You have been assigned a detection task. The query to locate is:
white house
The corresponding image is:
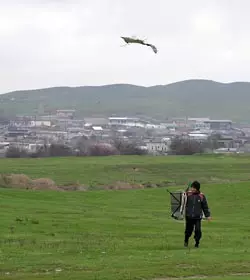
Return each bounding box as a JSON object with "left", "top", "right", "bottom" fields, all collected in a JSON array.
[
  {"left": 29, "top": 120, "right": 51, "bottom": 127},
  {"left": 108, "top": 117, "right": 146, "bottom": 128},
  {"left": 92, "top": 126, "right": 103, "bottom": 131},
  {"left": 188, "top": 133, "right": 208, "bottom": 141},
  {"left": 56, "top": 109, "right": 76, "bottom": 118},
  {"left": 214, "top": 148, "right": 241, "bottom": 154},
  {"left": 203, "top": 120, "right": 232, "bottom": 130},
  {"left": 145, "top": 124, "right": 166, "bottom": 129},
  {"left": 0, "top": 142, "right": 10, "bottom": 152},
  {"left": 146, "top": 141, "right": 170, "bottom": 154}
]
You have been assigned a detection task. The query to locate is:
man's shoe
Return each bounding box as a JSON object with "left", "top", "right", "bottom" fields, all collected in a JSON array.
[{"left": 195, "top": 243, "right": 199, "bottom": 248}]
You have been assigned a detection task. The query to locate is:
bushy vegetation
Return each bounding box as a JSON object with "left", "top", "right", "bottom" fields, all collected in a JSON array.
[
  {"left": 5, "top": 134, "right": 225, "bottom": 158},
  {"left": 5, "top": 140, "right": 148, "bottom": 158},
  {"left": 169, "top": 135, "right": 224, "bottom": 155}
]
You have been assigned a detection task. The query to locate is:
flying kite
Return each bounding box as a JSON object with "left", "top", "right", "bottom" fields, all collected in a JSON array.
[{"left": 121, "top": 36, "right": 158, "bottom": 54}]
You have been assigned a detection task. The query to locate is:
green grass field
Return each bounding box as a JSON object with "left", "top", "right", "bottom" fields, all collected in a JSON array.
[
  {"left": 1, "top": 154, "right": 250, "bottom": 187},
  {"left": 1, "top": 155, "right": 250, "bottom": 279}
]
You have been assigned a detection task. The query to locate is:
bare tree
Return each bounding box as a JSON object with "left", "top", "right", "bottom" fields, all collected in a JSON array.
[
  {"left": 74, "top": 136, "right": 92, "bottom": 156},
  {"left": 89, "top": 143, "right": 119, "bottom": 156},
  {"left": 48, "top": 144, "right": 73, "bottom": 157},
  {"left": 113, "top": 139, "right": 148, "bottom": 155},
  {"left": 169, "top": 137, "right": 204, "bottom": 155},
  {"left": 6, "top": 147, "right": 29, "bottom": 158}
]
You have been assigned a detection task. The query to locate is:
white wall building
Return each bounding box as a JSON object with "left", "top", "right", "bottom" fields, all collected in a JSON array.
[
  {"left": 146, "top": 141, "right": 170, "bottom": 154},
  {"left": 109, "top": 117, "right": 146, "bottom": 128},
  {"left": 56, "top": 109, "right": 76, "bottom": 118},
  {"left": 188, "top": 133, "right": 209, "bottom": 141},
  {"left": 145, "top": 138, "right": 171, "bottom": 154},
  {"left": 145, "top": 124, "right": 167, "bottom": 129},
  {"left": 29, "top": 121, "right": 51, "bottom": 127}
]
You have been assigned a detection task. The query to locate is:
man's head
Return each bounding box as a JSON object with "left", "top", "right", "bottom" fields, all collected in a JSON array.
[{"left": 191, "top": 181, "right": 200, "bottom": 192}]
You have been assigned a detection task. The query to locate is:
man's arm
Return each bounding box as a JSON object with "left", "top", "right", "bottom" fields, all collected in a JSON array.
[{"left": 201, "top": 195, "right": 211, "bottom": 218}]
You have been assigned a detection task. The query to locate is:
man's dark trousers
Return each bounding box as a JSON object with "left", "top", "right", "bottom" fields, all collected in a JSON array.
[{"left": 185, "top": 217, "right": 202, "bottom": 245}]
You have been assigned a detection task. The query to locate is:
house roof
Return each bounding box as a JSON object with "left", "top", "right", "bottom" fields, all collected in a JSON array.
[
  {"left": 109, "top": 117, "right": 139, "bottom": 121},
  {"left": 204, "top": 120, "right": 232, "bottom": 123},
  {"left": 92, "top": 126, "right": 103, "bottom": 131},
  {"left": 84, "top": 118, "right": 108, "bottom": 125}
]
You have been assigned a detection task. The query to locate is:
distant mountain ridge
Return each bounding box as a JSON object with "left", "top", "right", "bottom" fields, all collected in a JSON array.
[{"left": 1, "top": 79, "right": 250, "bottom": 122}]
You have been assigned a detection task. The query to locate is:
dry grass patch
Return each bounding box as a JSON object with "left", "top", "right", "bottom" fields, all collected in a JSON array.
[{"left": 0, "top": 173, "right": 88, "bottom": 191}]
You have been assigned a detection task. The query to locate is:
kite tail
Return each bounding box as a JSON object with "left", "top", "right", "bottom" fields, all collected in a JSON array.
[
  {"left": 180, "top": 191, "right": 187, "bottom": 218},
  {"left": 180, "top": 182, "right": 191, "bottom": 219}
]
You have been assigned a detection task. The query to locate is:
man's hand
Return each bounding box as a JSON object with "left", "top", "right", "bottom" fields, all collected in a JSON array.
[{"left": 206, "top": 217, "right": 212, "bottom": 221}]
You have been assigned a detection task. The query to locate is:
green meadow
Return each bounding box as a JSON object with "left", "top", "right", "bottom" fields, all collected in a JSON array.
[
  {"left": 0, "top": 155, "right": 250, "bottom": 280},
  {"left": 0, "top": 154, "right": 250, "bottom": 187}
]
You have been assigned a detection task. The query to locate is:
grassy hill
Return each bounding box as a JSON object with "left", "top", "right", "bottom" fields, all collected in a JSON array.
[{"left": 2, "top": 79, "right": 250, "bottom": 121}]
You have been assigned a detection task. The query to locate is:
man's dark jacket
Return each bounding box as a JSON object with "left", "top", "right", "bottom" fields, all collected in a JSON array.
[{"left": 184, "top": 191, "right": 211, "bottom": 219}]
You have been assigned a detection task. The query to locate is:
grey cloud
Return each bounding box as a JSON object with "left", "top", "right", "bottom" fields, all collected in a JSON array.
[{"left": 0, "top": 0, "right": 250, "bottom": 93}]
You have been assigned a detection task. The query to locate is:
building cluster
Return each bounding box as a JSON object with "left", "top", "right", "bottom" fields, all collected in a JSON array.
[{"left": 0, "top": 109, "right": 250, "bottom": 157}]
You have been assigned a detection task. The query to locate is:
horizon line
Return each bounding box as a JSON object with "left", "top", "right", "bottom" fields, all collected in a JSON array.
[{"left": 2, "top": 78, "right": 250, "bottom": 95}]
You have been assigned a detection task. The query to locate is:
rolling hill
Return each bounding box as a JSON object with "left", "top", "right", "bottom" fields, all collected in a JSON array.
[{"left": 1, "top": 79, "right": 250, "bottom": 121}]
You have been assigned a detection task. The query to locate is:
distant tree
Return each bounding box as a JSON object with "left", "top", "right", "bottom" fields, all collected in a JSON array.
[
  {"left": 145, "top": 129, "right": 154, "bottom": 137},
  {"left": 29, "top": 144, "right": 73, "bottom": 158},
  {"left": 48, "top": 144, "right": 73, "bottom": 157},
  {"left": 169, "top": 137, "right": 204, "bottom": 155},
  {"left": 89, "top": 143, "right": 119, "bottom": 156},
  {"left": 74, "top": 136, "right": 91, "bottom": 156},
  {"left": 29, "top": 145, "right": 50, "bottom": 158},
  {"left": 204, "top": 134, "right": 225, "bottom": 150},
  {"left": 5, "top": 147, "right": 29, "bottom": 158},
  {"left": 113, "top": 139, "right": 148, "bottom": 155}
]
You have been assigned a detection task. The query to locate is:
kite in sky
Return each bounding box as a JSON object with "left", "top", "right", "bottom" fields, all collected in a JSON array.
[{"left": 121, "top": 36, "right": 158, "bottom": 54}]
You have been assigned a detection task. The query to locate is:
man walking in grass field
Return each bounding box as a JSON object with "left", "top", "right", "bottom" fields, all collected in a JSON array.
[{"left": 181, "top": 181, "right": 211, "bottom": 248}]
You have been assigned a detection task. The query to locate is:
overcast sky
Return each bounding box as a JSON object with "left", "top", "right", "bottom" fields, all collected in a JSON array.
[{"left": 1, "top": 0, "right": 250, "bottom": 93}]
